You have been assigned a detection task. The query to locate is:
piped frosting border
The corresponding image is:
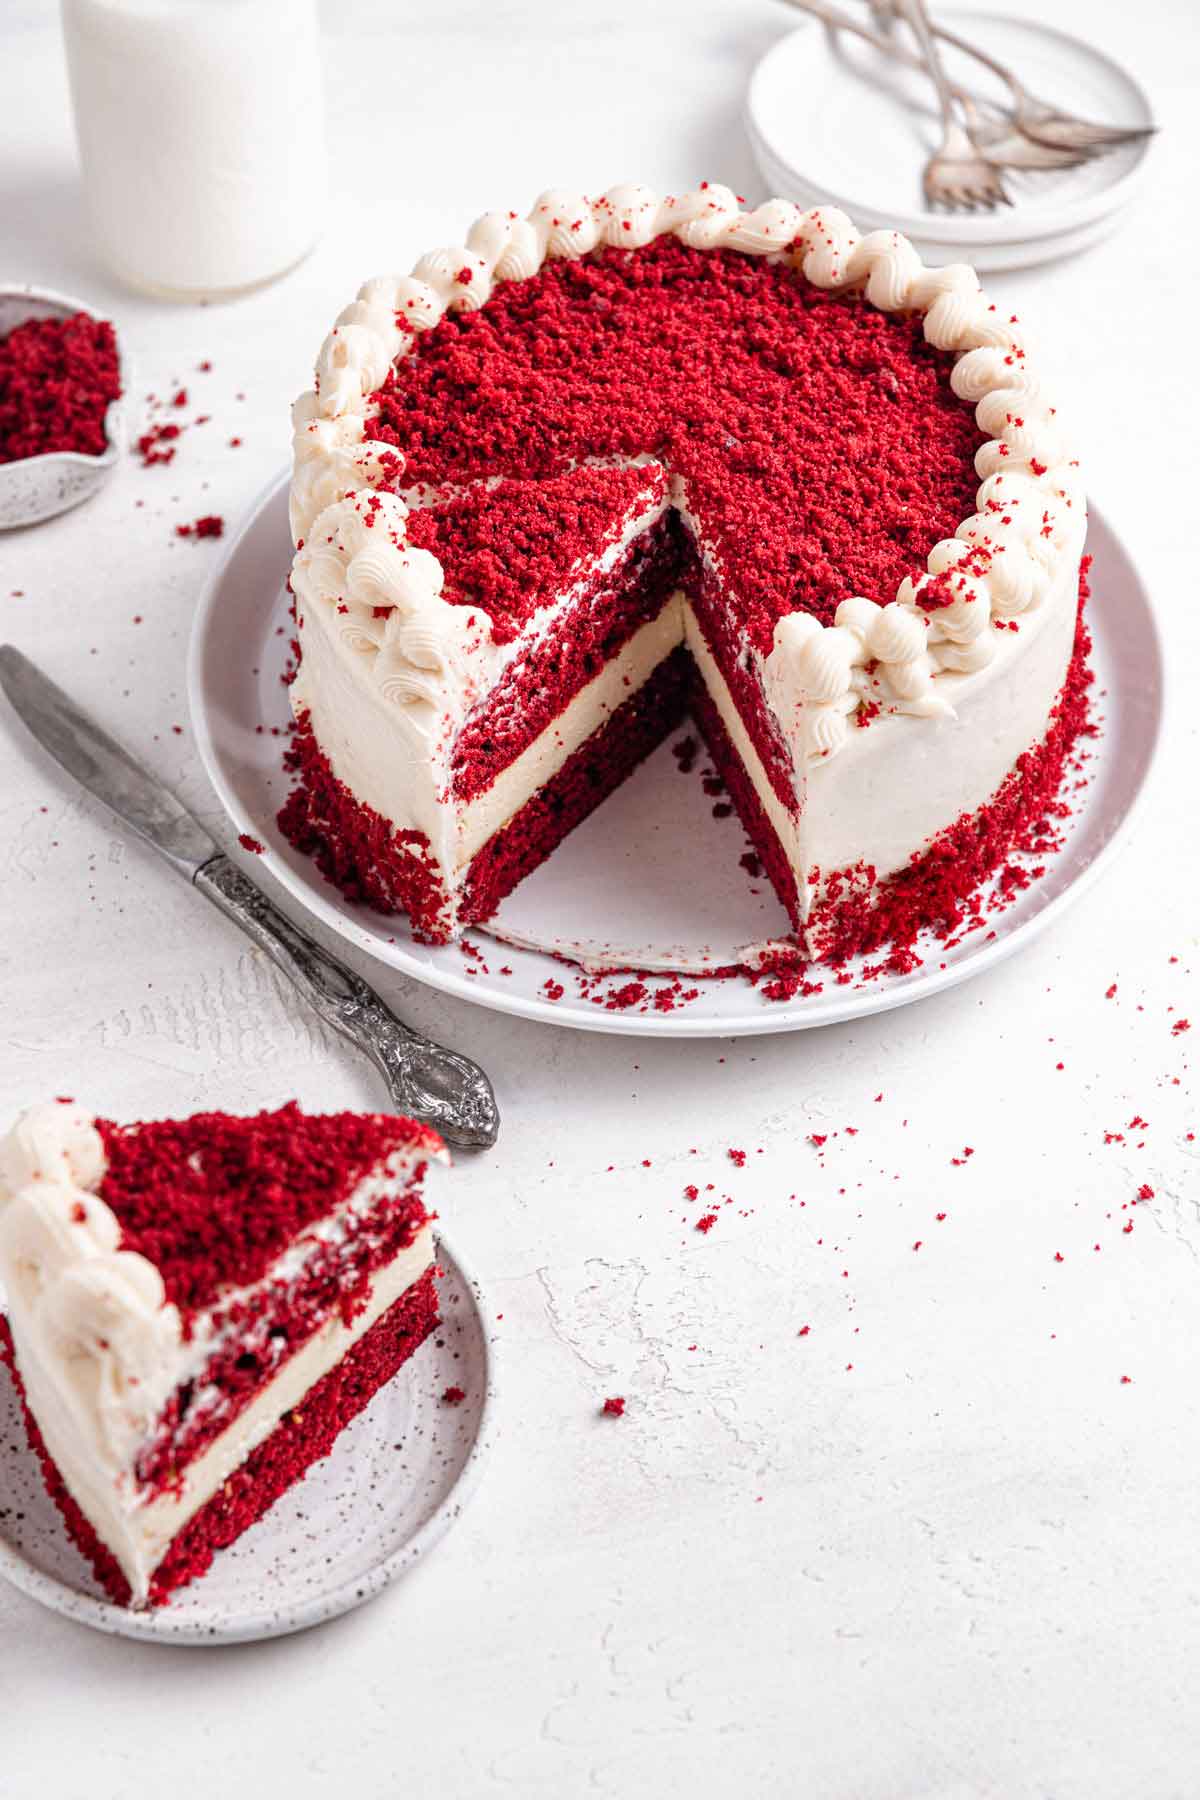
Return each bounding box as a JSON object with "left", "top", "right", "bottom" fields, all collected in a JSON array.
[{"left": 288, "top": 183, "right": 1084, "bottom": 764}]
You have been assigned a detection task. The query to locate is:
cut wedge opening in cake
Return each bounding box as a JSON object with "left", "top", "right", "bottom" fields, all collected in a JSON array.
[
  {"left": 280, "top": 190, "right": 1089, "bottom": 964},
  {"left": 0, "top": 1101, "right": 447, "bottom": 1608}
]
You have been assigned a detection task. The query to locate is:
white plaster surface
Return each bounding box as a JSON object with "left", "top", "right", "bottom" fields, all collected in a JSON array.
[{"left": 0, "top": 1, "right": 1196, "bottom": 1795}]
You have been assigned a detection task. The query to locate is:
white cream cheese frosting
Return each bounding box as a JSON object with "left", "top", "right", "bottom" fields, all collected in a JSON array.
[{"left": 0, "top": 1103, "right": 441, "bottom": 1605}]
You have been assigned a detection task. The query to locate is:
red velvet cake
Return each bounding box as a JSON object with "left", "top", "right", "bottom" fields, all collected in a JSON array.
[
  {"left": 0, "top": 1099, "right": 445, "bottom": 1608},
  {"left": 282, "top": 183, "right": 1087, "bottom": 958}
]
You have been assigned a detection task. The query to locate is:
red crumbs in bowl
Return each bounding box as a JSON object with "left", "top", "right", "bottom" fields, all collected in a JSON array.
[{"left": 0, "top": 311, "right": 121, "bottom": 464}]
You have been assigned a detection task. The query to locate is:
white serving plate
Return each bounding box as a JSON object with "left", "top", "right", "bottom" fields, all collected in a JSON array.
[
  {"left": 746, "top": 12, "right": 1154, "bottom": 269},
  {"left": 0, "top": 1237, "right": 497, "bottom": 1644},
  {"left": 188, "top": 472, "right": 1161, "bottom": 1039}
]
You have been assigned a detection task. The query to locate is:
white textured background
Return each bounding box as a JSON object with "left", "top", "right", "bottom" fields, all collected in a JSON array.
[{"left": 1, "top": 2, "right": 1197, "bottom": 1795}]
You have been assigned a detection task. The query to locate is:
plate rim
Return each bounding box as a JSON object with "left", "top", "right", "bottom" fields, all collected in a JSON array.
[
  {"left": 186, "top": 473, "right": 1163, "bottom": 1040},
  {"left": 0, "top": 1231, "right": 499, "bottom": 1646},
  {"left": 745, "top": 10, "right": 1155, "bottom": 246}
]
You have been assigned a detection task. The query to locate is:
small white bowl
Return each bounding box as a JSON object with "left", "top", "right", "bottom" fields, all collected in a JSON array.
[{"left": 0, "top": 285, "right": 130, "bottom": 531}]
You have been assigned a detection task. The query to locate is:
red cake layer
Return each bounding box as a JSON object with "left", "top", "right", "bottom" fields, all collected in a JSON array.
[
  {"left": 370, "top": 237, "right": 984, "bottom": 641},
  {"left": 460, "top": 644, "right": 693, "bottom": 925},
  {"left": 689, "top": 677, "right": 802, "bottom": 933},
  {"left": 0, "top": 1267, "right": 440, "bottom": 1609},
  {"left": 449, "top": 509, "right": 685, "bottom": 802},
  {"left": 404, "top": 462, "right": 666, "bottom": 643},
  {"left": 96, "top": 1103, "right": 437, "bottom": 1315}
]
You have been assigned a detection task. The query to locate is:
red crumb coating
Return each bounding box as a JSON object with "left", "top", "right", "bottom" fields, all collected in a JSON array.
[
  {"left": 95, "top": 1103, "right": 440, "bottom": 1315},
  {"left": 1, "top": 1269, "right": 440, "bottom": 1609},
  {"left": 405, "top": 462, "right": 666, "bottom": 642},
  {"left": 0, "top": 311, "right": 121, "bottom": 464},
  {"left": 370, "top": 238, "right": 983, "bottom": 643},
  {"left": 279, "top": 713, "right": 452, "bottom": 938}
]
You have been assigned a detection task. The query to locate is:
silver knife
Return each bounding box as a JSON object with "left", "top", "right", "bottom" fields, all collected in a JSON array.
[{"left": 0, "top": 646, "right": 499, "bottom": 1150}]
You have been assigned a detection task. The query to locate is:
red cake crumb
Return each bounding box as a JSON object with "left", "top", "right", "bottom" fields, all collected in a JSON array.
[
  {"left": 137, "top": 419, "right": 180, "bottom": 465},
  {"left": 0, "top": 311, "right": 120, "bottom": 463},
  {"left": 237, "top": 833, "right": 265, "bottom": 854},
  {"left": 601, "top": 1396, "right": 626, "bottom": 1417},
  {"left": 1172, "top": 1019, "right": 1191, "bottom": 1036},
  {"left": 442, "top": 1385, "right": 466, "bottom": 1406},
  {"left": 371, "top": 238, "right": 983, "bottom": 642},
  {"left": 175, "top": 514, "right": 225, "bottom": 540},
  {"left": 96, "top": 1103, "right": 439, "bottom": 1315},
  {"left": 695, "top": 1212, "right": 718, "bottom": 1233}
]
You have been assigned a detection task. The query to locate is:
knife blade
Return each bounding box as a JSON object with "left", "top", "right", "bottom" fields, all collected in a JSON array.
[{"left": 0, "top": 646, "right": 500, "bottom": 1150}]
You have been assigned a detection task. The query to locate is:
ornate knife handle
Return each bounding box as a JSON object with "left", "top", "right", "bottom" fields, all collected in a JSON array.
[{"left": 195, "top": 855, "right": 499, "bottom": 1150}]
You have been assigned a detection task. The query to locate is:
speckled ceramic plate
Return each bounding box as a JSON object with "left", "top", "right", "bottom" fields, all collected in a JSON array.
[
  {"left": 189, "top": 474, "right": 1161, "bottom": 1037},
  {"left": 0, "top": 1237, "right": 497, "bottom": 1645}
]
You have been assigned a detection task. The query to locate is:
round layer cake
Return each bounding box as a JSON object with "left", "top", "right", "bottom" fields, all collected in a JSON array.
[{"left": 280, "top": 182, "right": 1088, "bottom": 962}]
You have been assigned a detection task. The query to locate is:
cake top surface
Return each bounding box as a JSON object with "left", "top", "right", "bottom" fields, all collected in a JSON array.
[
  {"left": 93, "top": 1102, "right": 440, "bottom": 1315},
  {"left": 404, "top": 461, "right": 666, "bottom": 643},
  {"left": 369, "top": 238, "right": 984, "bottom": 647}
]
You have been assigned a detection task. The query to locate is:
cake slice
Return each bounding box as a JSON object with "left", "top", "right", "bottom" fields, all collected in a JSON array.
[{"left": 0, "top": 1099, "right": 446, "bottom": 1608}]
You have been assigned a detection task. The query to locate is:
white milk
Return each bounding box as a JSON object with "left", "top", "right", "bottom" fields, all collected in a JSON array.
[{"left": 62, "top": 0, "right": 328, "bottom": 299}]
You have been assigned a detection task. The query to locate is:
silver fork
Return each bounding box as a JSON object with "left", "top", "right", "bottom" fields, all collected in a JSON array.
[
  {"left": 778, "top": 0, "right": 1093, "bottom": 172},
  {"left": 896, "top": 0, "right": 1012, "bottom": 209},
  {"left": 872, "top": 0, "right": 1157, "bottom": 152}
]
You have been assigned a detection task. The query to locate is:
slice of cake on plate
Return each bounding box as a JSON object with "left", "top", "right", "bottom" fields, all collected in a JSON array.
[
  {"left": 0, "top": 1098, "right": 445, "bottom": 1609},
  {"left": 281, "top": 182, "right": 1089, "bottom": 963}
]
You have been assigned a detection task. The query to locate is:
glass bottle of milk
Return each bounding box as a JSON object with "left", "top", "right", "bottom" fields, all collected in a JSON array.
[{"left": 61, "top": 0, "right": 328, "bottom": 300}]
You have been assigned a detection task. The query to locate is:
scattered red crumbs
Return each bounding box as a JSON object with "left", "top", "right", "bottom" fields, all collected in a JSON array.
[
  {"left": 237, "top": 834, "right": 265, "bottom": 854},
  {"left": 1172, "top": 1019, "right": 1191, "bottom": 1036},
  {"left": 728, "top": 1148, "right": 746, "bottom": 1168},
  {"left": 950, "top": 1146, "right": 975, "bottom": 1166},
  {"left": 137, "top": 419, "right": 181, "bottom": 465},
  {"left": 175, "top": 514, "right": 225, "bottom": 540},
  {"left": 1137, "top": 1184, "right": 1155, "bottom": 1201},
  {"left": 441, "top": 1385, "right": 466, "bottom": 1406},
  {"left": 542, "top": 979, "right": 565, "bottom": 1002},
  {"left": 684, "top": 1183, "right": 699, "bottom": 1201},
  {"left": 695, "top": 1213, "right": 719, "bottom": 1234},
  {"left": 601, "top": 1396, "right": 626, "bottom": 1418},
  {"left": 0, "top": 311, "right": 120, "bottom": 463}
]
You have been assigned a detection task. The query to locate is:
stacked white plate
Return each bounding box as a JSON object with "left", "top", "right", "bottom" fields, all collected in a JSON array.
[{"left": 746, "top": 10, "right": 1154, "bottom": 271}]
